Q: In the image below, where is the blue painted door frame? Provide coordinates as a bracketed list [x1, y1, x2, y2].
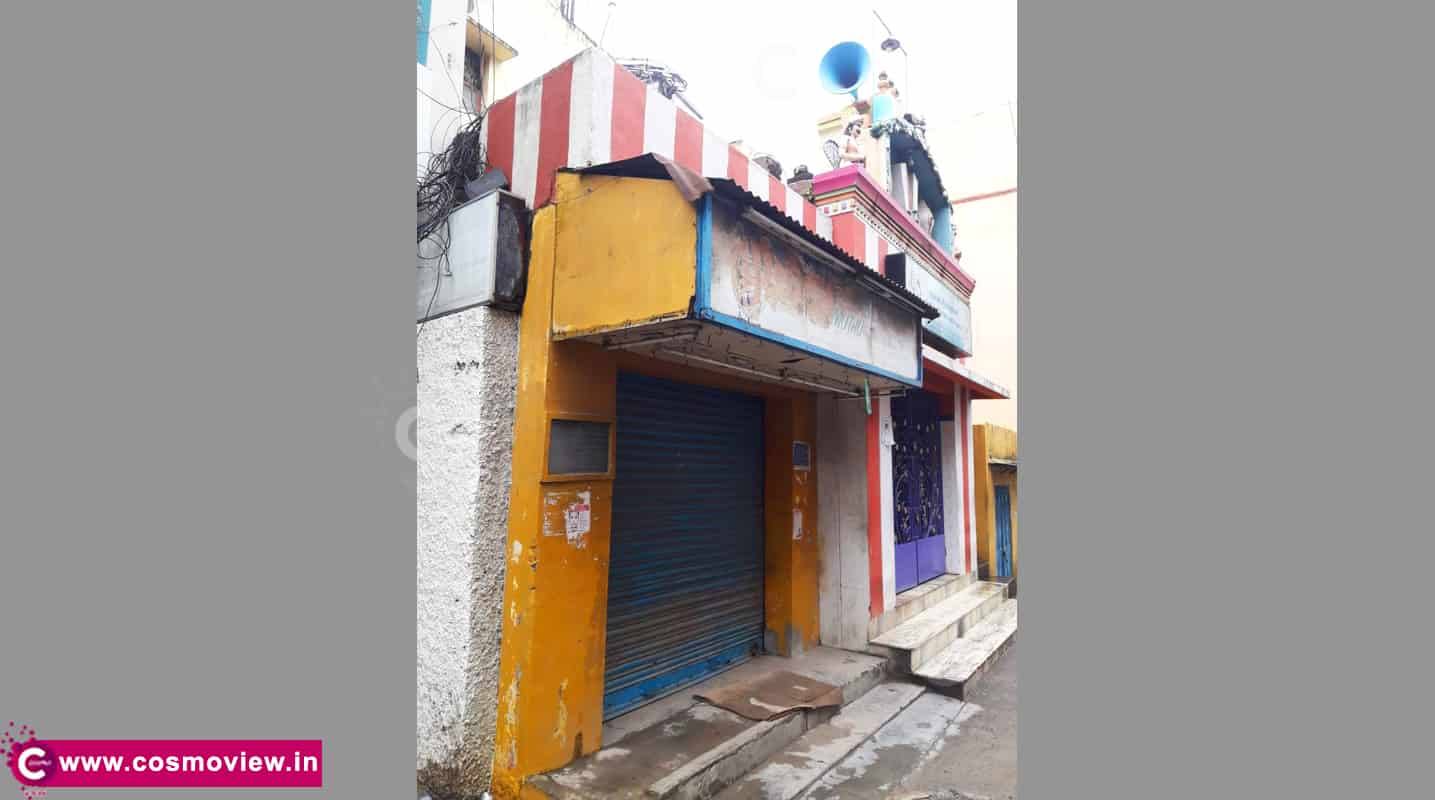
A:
[994, 484, 1013, 578]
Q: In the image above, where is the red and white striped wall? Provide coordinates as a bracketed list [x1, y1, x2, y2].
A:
[478, 49, 834, 243]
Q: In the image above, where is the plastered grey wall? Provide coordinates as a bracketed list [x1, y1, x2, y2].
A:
[816, 396, 872, 651]
[416, 304, 519, 795]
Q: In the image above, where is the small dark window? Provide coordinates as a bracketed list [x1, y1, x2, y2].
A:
[885, 252, 907, 286]
[549, 419, 611, 475]
[793, 441, 811, 470]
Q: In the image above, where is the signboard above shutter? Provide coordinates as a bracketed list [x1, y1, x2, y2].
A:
[885, 252, 972, 358]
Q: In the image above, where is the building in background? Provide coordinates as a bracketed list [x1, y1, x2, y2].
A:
[926, 103, 1018, 430]
[973, 423, 1019, 588]
[417, 0, 597, 172]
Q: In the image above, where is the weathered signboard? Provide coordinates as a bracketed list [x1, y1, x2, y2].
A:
[890, 252, 972, 356]
[707, 205, 922, 384]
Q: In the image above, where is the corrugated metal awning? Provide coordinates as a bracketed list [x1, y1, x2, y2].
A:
[562, 154, 939, 321]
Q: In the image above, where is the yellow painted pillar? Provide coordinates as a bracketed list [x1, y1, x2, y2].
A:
[491, 184, 620, 799]
[762, 395, 822, 656]
[972, 424, 996, 579]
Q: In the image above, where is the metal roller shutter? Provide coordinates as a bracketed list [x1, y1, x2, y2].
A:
[603, 372, 766, 719]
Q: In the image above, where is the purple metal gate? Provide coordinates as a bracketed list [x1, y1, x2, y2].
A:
[891, 391, 946, 593]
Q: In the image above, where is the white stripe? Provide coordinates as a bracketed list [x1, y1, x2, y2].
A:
[567, 51, 613, 168]
[642, 84, 676, 160]
[879, 396, 896, 609]
[816, 211, 833, 241]
[964, 391, 978, 577]
[511, 80, 544, 206]
[864, 223, 878, 269]
[784, 187, 804, 223]
[941, 419, 963, 575]
[747, 160, 769, 202]
[701, 128, 729, 179]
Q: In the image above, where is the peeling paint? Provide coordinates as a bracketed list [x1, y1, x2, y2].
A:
[553, 680, 569, 746]
[504, 669, 522, 769]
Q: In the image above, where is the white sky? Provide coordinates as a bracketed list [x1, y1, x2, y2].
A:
[567, 0, 1016, 193]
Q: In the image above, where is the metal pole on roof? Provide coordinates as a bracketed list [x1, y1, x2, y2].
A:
[873, 9, 909, 110]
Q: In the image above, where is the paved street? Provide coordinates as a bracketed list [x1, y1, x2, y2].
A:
[894, 643, 1018, 800]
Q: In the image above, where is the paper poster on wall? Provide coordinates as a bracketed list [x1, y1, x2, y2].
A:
[565, 492, 591, 546]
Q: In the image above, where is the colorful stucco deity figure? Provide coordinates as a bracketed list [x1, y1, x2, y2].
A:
[841, 117, 867, 165]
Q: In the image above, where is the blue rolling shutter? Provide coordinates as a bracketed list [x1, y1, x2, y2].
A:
[603, 372, 766, 719]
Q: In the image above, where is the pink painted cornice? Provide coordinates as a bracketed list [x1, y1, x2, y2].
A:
[812, 165, 976, 293]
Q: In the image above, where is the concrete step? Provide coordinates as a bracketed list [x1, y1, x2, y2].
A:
[712, 681, 927, 800]
[799, 691, 980, 800]
[526, 648, 888, 800]
[869, 582, 1008, 673]
[914, 600, 1017, 700]
[866, 573, 974, 641]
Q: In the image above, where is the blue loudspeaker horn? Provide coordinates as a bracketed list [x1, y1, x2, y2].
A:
[818, 41, 871, 101]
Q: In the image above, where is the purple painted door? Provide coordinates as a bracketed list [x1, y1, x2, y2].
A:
[891, 391, 946, 593]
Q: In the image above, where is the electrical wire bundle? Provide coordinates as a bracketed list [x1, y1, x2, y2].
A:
[417, 110, 487, 245]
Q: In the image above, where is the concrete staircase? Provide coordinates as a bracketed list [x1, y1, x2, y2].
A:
[870, 580, 1018, 699]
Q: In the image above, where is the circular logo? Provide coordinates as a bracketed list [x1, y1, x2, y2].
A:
[11, 741, 57, 785]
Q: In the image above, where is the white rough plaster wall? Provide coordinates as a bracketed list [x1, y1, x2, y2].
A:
[816, 396, 872, 651]
[416, 305, 519, 793]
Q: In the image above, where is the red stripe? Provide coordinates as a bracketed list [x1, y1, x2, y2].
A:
[876, 237, 888, 275]
[803, 201, 817, 233]
[959, 388, 973, 575]
[768, 175, 786, 213]
[867, 404, 884, 617]
[674, 110, 704, 174]
[533, 60, 574, 209]
[727, 146, 749, 189]
[485, 95, 516, 188]
[831, 214, 863, 262]
[610, 63, 646, 160]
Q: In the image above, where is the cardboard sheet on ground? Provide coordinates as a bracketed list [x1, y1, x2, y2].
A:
[693, 669, 843, 721]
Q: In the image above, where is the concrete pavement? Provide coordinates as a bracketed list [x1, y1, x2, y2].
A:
[894, 642, 1017, 800]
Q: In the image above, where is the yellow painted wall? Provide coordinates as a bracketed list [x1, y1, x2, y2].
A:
[986, 425, 1017, 462]
[492, 174, 822, 797]
[551, 175, 697, 339]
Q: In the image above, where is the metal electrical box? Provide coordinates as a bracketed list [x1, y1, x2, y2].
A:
[417, 188, 529, 321]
